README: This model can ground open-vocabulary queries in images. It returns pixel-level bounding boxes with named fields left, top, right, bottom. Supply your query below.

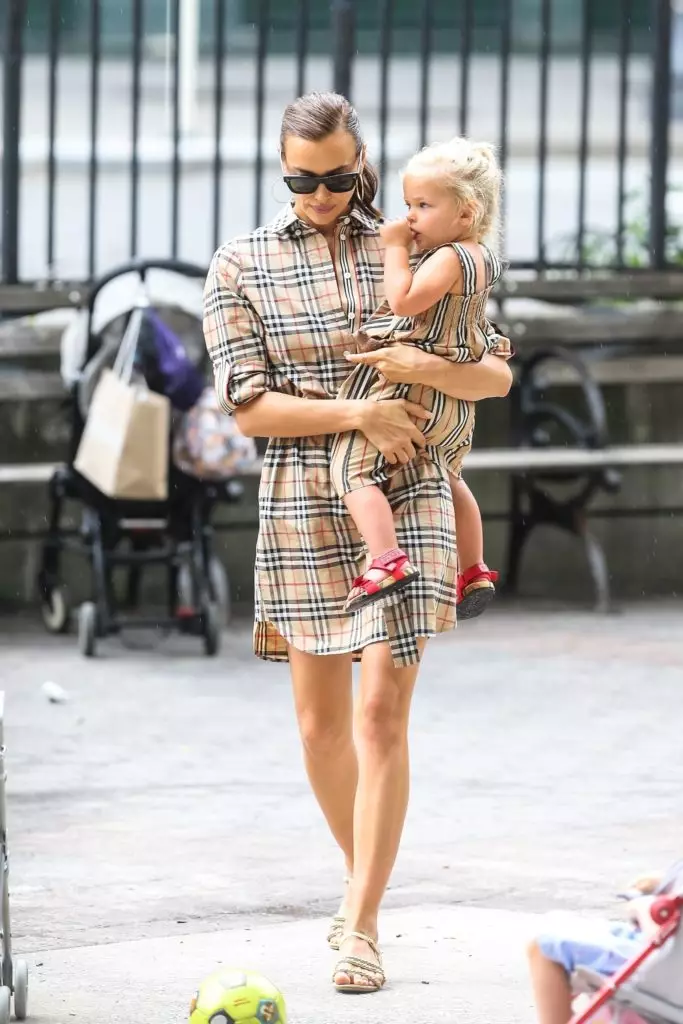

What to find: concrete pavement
left=1, top=604, right=681, bottom=1021
left=30, top=906, right=537, bottom=1024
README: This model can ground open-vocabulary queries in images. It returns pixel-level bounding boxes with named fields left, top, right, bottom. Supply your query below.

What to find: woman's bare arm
left=417, top=350, right=513, bottom=400
left=234, top=392, right=365, bottom=438
left=235, top=391, right=430, bottom=466
left=344, top=346, right=512, bottom=400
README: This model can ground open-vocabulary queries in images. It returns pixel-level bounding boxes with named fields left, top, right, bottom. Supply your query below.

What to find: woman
left=203, top=91, right=512, bottom=994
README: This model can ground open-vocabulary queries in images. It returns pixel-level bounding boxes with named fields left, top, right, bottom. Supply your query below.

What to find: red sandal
left=457, top=562, right=499, bottom=620
left=344, top=548, right=420, bottom=613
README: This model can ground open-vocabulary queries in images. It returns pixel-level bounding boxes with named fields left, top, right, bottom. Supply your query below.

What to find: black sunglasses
left=283, top=169, right=360, bottom=195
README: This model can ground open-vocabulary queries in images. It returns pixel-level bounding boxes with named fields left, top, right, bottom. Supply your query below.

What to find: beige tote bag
left=74, top=305, right=170, bottom=500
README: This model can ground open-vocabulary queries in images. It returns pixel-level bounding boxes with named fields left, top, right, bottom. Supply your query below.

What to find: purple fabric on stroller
left=146, top=310, right=205, bottom=411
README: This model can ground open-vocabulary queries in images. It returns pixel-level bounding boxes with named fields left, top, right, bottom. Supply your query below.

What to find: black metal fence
left=0, top=0, right=679, bottom=286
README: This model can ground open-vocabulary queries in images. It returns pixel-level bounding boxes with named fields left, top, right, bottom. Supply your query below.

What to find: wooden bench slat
left=496, top=272, right=683, bottom=302
left=534, top=356, right=683, bottom=386
left=0, top=284, right=87, bottom=314
left=1, top=444, right=681, bottom=486
left=0, top=335, right=62, bottom=360
left=465, top=444, right=683, bottom=471
left=0, top=371, right=66, bottom=401
left=0, top=464, right=60, bottom=484
left=1, top=273, right=682, bottom=314
left=497, top=310, right=683, bottom=346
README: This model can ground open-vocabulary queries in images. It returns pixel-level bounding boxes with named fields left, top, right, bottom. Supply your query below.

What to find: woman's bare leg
left=334, top=638, right=426, bottom=988
left=288, top=646, right=357, bottom=903
left=527, top=940, right=574, bottom=1024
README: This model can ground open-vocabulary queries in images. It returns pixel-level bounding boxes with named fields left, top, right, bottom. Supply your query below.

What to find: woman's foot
left=344, top=548, right=420, bottom=613
left=327, top=876, right=352, bottom=950
left=457, top=562, right=499, bottom=619
left=333, top=931, right=385, bottom=993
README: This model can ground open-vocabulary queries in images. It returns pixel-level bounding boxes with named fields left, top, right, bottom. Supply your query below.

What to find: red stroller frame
left=570, top=895, right=683, bottom=1024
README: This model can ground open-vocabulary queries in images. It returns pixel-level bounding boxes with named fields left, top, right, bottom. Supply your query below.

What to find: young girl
left=330, top=136, right=511, bottom=615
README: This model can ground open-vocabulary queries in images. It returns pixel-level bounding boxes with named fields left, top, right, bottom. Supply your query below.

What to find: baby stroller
left=36, top=258, right=252, bottom=657
left=570, top=862, right=683, bottom=1024
left=0, top=694, right=29, bottom=1022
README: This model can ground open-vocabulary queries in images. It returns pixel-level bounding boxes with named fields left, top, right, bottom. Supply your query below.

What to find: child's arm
left=380, top=220, right=461, bottom=318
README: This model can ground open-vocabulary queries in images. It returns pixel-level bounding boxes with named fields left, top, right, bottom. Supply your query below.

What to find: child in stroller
left=527, top=859, right=683, bottom=1024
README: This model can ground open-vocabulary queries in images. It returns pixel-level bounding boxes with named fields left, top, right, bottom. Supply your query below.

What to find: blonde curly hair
left=403, top=136, right=503, bottom=244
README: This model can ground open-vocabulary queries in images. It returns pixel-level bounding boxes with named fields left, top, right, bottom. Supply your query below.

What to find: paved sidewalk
left=1, top=604, right=680, bottom=1021
left=31, top=905, right=537, bottom=1024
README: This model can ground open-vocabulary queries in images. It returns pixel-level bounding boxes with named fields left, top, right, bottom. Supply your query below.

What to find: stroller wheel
left=208, top=556, right=231, bottom=625
left=176, top=564, right=195, bottom=614
left=78, top=602, right=98, bottom=658
left=177, top=559, right=231, bottom=627
left=0, top=985, right=10, bottom=1024
left=13, top=960, right=28, bottom=1020
left=203, top=601, right=221, bottom=657
left=41, top=584, right=70, bottom=634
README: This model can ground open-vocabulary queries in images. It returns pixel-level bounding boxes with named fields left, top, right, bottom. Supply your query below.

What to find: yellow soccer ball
left=189, top=968, right=286, bottom=1024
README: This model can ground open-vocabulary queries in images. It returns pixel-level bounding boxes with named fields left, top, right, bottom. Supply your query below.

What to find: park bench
left=488, top=273, right=683, bottom=607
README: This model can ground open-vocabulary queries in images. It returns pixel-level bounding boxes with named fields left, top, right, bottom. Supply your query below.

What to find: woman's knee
left=297, top=705, right=353, bottom=759
left=356, top=643, right=420, bottom=753
left=355, top=687, right=408, bottom=752
left=289, top=648, right=353, bottom=758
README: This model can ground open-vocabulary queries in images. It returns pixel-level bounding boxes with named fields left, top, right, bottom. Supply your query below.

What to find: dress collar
left=271, top=201, right=380, bottom=239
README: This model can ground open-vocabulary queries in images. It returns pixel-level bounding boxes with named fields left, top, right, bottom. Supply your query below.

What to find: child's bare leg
left=450, top=474, right=484, bottom=569
left=343, top=485, right=397, bottom=559
left=451, top=473, right=498, bottom=618
left=343, top=486, right=418, bottom=608
left=527, top=940, right=574, bottom=1024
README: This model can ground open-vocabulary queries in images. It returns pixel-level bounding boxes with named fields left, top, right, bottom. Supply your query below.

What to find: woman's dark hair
left=280, top=91, right=381, bottom=219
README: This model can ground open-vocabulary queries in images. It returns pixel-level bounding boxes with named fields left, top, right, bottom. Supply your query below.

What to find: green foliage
left=553, top=188, right=683, bottom=269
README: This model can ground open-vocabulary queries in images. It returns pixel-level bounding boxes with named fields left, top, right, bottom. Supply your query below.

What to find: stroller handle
left=86, top=258, right=208, bottom=316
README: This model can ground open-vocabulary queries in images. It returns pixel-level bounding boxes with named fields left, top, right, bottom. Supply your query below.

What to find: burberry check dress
left=330, top=241, right=509, bottom=498
left=204, top=203, right=470, bottom=668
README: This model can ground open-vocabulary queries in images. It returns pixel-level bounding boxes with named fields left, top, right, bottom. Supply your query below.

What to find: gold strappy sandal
left=332, top=931, right=385, bottom=994
left=327, top=876, right=351, bottom=951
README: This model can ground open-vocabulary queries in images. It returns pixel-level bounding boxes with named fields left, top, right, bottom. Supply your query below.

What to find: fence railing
left=0, top=0, right=680, bottom=286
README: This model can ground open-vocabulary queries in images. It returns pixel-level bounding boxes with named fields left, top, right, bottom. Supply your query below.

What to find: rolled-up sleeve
left=203, top=246, right=270, bottom=414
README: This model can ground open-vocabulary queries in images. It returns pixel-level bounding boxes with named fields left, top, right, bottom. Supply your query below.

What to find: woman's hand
left=356, top=398, right=430, bottom=465
left=345, top=344, right=428, bottom=385
left=345, top=344, right=513, bottom=399
left=379, top=219, right=413, bottom=248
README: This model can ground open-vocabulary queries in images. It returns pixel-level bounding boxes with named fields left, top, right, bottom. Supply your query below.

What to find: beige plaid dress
left=204, top=202, right=463, bottom=668
left=330, top=242, right=509, bottom=497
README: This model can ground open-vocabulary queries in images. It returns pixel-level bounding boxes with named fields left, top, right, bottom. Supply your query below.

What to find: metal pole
left=650, top=0, right=673, bottom=269
left=672, top=0, right=683, bottom=118
left=179, top=0, right=201, bottom=135
left=331, top=0, right=355, bottom=99
left=2, top=0, right=24, bottom=285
